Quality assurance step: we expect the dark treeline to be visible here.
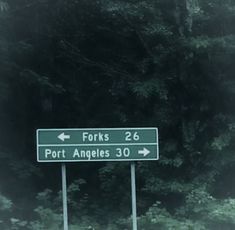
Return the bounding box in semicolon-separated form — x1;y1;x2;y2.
1;0;235;229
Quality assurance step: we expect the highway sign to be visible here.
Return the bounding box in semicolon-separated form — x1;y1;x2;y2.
36;128;159;162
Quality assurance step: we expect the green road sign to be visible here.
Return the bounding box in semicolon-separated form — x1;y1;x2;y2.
36;128;159;162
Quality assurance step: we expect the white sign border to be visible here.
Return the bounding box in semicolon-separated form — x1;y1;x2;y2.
36;127;159;162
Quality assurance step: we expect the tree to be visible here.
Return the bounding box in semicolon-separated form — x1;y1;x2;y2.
0;0;235;229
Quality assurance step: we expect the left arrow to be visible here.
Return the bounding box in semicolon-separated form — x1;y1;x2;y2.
58;132;70;141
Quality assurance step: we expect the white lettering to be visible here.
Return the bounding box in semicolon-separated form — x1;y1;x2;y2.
72;148;110;159
104;134;109;141
73;149;80;158
82;132;89;141
105;150;110;157
82;132;110;142
45;149;66;159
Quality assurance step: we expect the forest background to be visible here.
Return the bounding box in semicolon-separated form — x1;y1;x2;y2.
1;0;235;229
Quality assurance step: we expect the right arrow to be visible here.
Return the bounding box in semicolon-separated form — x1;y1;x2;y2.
138;148;150;157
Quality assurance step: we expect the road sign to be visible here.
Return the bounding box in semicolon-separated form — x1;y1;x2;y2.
36;128;158;162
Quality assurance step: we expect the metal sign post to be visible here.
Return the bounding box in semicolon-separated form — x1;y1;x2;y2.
131;162;137;230
61;163;68;230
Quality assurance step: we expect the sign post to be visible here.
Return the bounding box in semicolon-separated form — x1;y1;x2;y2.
36;127;159;230
131;162;137;230
61;163;68;230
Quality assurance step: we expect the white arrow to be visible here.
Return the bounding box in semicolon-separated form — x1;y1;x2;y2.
138;148;150;157
58;132;70;141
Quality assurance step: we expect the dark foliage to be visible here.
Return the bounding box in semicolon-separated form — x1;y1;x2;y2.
0;0;235;229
